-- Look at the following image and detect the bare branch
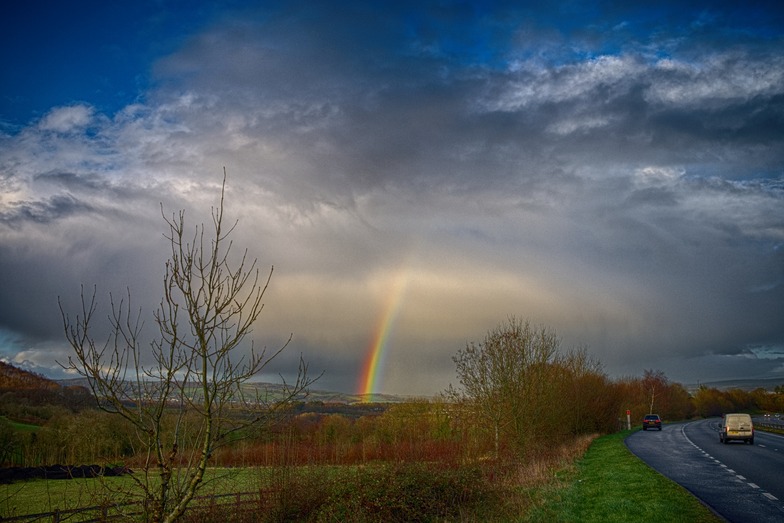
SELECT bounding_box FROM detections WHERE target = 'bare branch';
[59,172,316,523]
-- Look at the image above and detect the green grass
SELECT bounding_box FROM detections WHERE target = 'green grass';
[1,416,40,432]
[757,424,784,436]
[0,467,271,517]
[1,476,125,517]
[524,430,722,522]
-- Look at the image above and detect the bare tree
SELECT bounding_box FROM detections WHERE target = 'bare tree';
[642,369,668,415]
[60,174,316,523]
[449,317,561,457]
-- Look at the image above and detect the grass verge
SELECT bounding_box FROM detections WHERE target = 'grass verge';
[523,430,722,522]
[757,425,784,436]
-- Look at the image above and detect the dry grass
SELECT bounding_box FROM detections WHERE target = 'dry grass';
[515,434,597,487]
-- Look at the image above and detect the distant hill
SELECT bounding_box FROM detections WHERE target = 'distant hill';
[57,376,413,405]
[0,361,61,391]
[298,387,415,404]
[0,361,409,426]
[0,361,94,424]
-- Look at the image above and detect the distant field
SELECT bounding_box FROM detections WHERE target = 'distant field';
[1,417,39,432]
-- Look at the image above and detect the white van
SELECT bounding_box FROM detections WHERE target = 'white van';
[719,413,754,444]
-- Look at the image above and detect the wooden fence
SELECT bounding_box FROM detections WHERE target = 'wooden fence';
[1,489,278,522]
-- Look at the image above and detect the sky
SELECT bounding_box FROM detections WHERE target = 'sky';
[1,0,783,397]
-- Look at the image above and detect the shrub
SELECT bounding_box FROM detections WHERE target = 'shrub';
[314,462,493,522]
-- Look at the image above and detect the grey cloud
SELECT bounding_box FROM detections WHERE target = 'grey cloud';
[624,186,680,208]
[0,163,172,230]
[143,11,784,209]
[0,193,93,225]
[34,171,110,192]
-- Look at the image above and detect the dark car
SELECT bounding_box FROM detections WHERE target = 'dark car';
[642,414,662,431]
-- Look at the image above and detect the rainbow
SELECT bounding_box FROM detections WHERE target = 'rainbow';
[358,267,410,399]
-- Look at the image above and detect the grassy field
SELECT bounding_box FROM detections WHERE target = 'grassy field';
[524,430,722,522]
[0,466,283,517]
[1,416,39,432]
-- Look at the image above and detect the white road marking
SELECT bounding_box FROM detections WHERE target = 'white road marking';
[678,422,784,512]
[682,425,729,471]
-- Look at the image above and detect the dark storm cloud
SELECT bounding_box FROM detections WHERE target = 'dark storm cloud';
[1,0,783,393]
[159,22,783,196]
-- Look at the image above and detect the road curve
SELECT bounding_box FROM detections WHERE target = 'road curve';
[626,419,784,523]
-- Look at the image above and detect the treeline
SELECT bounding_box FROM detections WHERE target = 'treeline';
[1,361,783,469]
[615,370,784,420]
[691,384,784,417]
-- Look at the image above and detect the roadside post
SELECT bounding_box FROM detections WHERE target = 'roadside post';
[626,409,631,430]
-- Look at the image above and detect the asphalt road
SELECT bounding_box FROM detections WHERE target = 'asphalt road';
[626,419,784,522]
